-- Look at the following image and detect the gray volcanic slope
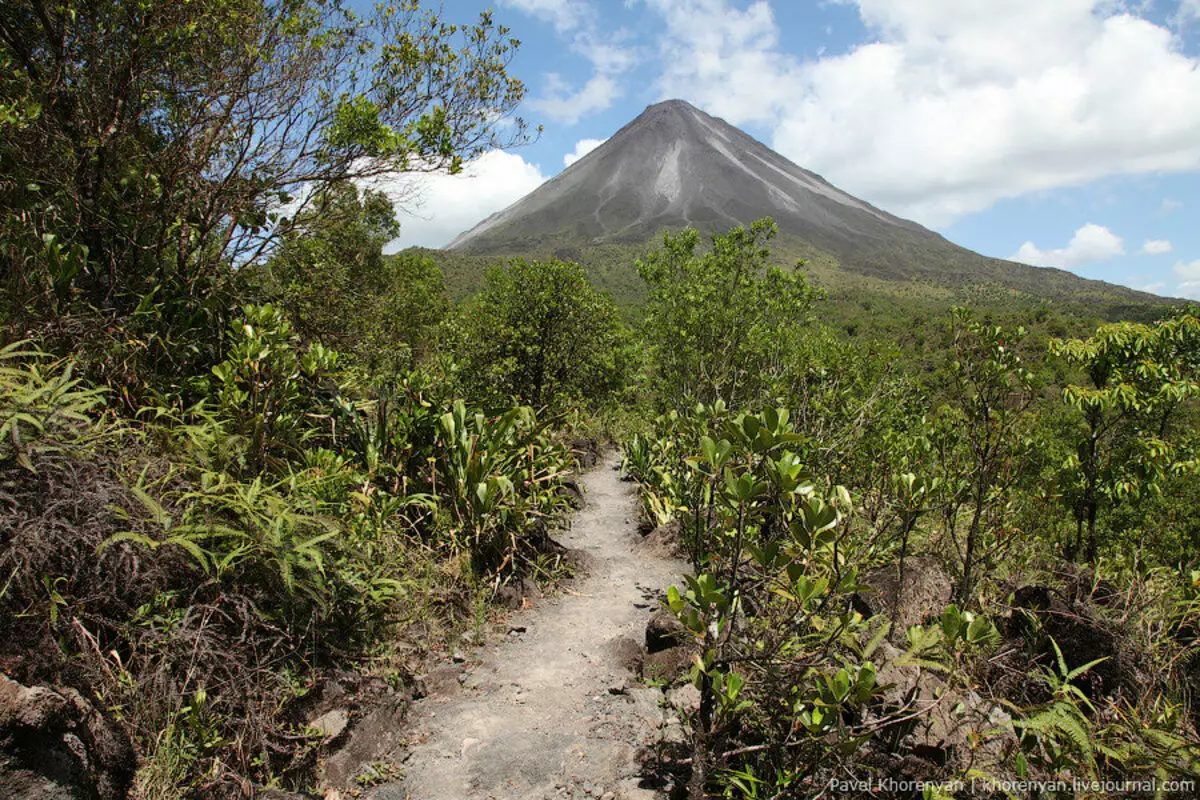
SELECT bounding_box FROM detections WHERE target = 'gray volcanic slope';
[450,99,922,252]
[447,100,1161,300]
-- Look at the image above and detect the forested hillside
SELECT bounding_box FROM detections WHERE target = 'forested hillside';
[2,2,1199,799]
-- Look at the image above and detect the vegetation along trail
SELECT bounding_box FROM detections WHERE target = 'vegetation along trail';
[387,451,683,799]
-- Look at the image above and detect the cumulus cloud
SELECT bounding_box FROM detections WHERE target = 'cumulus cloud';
[505,0,637,124]
[648,0,796,127]
[530,73,621,125]
[370,151,547,250]
[1175,259,1200,299]
[1142,239,1174,255]
[1176,0,1200,24]
[1012,224,1125,269]
[646,0,1200,226]
[498,0,591,33]
[564,137,606,167]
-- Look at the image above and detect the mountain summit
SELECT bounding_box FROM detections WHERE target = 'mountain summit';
[446,99,1161,305]
[449,99,922,252]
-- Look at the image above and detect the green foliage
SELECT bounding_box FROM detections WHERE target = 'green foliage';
[435,398,571,572]
[937,309,1037,601]
[208,304,340,474]
[626,363,1198,797]
[1050,310,1200,561]
[629,403,949,797]
[1,0,529,391]
[1011,639,1109,774]
[253,182,448,378]
[637,218,823,409]
[448,257,630,408]
[0,340,106,471]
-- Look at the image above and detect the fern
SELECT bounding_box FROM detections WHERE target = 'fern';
[0,340,106,470]
[1011,637,1105,774]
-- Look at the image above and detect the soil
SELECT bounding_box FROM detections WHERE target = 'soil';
[381,451,686,800]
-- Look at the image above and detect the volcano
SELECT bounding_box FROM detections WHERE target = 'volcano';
[444,99,1163,306]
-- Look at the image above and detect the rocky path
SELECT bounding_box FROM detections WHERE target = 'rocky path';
[381,451,686,800]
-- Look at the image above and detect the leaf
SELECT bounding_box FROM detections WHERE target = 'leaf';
[98,531,160,553]
[941,605,965,640]
[966,614,994,644]
[667,584,683,613]
[862,620,891,658]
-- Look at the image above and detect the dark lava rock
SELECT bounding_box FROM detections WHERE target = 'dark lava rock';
[321,694,412,788]
[642,648,692,686]
[635,521,684,559]
[571,439,604,469]
[558,476,586,510]
[0,672,134,800]
[608,636,645,674]
[1010,584,1123,698]
[645,610,686,654]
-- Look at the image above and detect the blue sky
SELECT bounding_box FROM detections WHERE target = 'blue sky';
[374,1,1200,300]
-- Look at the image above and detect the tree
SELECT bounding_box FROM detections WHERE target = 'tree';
[939,309,1035,603]
[451,258,629,408]
[1050,310,1200,561]
[254,181,446,377]
[0,0,529,350]
[637,218,822,409]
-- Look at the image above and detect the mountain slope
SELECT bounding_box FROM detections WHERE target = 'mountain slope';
[446,99,1164,306]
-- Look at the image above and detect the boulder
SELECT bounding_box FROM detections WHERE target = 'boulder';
[666,683,701,715]
[0,673,134,800]
[607,636,645,674]
[308,708,350,740]
[641,648,692,686]
[559,476,586,509]
[871,644,1018,773]
[571,439,604,469]
[1009,584,1123,698]
[494,578,537,610]
[853,556,953,633]
[416,664,464,699]
[321,695,411,789]
[635,521,684,559]
[645,611,686,654]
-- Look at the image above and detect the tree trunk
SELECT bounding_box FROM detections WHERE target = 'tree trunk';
[1086,502,1099,563]
[957,479,986,605]
[688,671,714,800]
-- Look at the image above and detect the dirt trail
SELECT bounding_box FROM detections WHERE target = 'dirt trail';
[381,451,685,800]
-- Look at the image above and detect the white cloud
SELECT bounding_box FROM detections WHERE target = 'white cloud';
[530,73,621,125]
[498,0,591,33]
[1160,198,1184,214]
[1142,239,1174,255]
[372,151,547,250]
[504,0,637,124]
[574,37,639,74]
[1175,259,1200,299]
[564,138,606,167]
[1012,223,1125,269]
[649,0,797,127]
[645,0,1200,226]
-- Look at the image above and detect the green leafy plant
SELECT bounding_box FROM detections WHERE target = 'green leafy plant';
[637,218,823,409]
[208,304,339,475]
[0,340,105,471]
[1051,311,1200,561]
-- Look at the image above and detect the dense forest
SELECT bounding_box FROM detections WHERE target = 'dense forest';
[2,2,1199,799]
